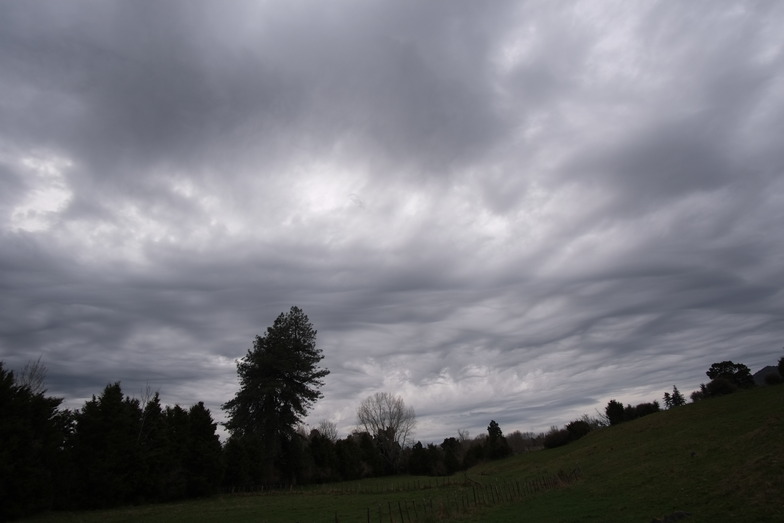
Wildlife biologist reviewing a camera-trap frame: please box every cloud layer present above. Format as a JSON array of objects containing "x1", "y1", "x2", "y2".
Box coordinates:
[{"x1": 2, "y1": 1, "x2": 783, "y2": 441}]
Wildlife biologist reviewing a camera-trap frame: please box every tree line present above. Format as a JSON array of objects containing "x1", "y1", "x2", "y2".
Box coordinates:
[
  {"x1": 0, "y1": 307, "x2": 525, "y2": 519},
  {"x1": 2, "y1": 306, "x2": 782, "y2": 520},
  {"x1": 0, "y1": 365, "x2": 224, "y2": 520}
]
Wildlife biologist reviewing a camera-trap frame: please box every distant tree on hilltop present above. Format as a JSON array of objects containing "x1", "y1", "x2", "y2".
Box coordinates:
[
  {"x1": 664, "y1": 386, "x2": 686, "y2": 409},
  {"x1": 605, "y1": 398, "x2": 660, "y2": 425},
  {"x1": 605, "y1": 399, "x2": 625, "y2": 425},
  {"x1": 706, "y1": 361, "x2": 754, "y2": 389}
]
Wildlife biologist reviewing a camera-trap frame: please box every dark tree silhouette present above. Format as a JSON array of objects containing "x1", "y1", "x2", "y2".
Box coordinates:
[
  {"x1": 706, "y1": 361, "x2": 754, "y2": 388},
  {"x1": 356, "y1": 392, "x2": 416, "y2": 472},
  {"x1": 309, "y1": 428, "x2": 339, "y2": 482},
  {"x1": 71, "y1": 383, "x2": 143, "y2": 508},
  {"x1": 185, "y1": 402, "x2": 224, "y2": 496},
  {"x1": 441, "y1": 437, "x2": 462, "y2": 474},
  {"x1": 670, "y1": 386, "x2": 686, "y2": 407},
  {"x1": 485, "y1": 420, "x2": 512, "y2": 459},
  {"x1": 605, "y1": 399, "x2": 625, "y2": 425},
  {"x1": 223, "y1": 306, "x2": 329, "y2": 481},
  {"x1": 0, "y1": 362, "x2": 68, "y2": 520}
]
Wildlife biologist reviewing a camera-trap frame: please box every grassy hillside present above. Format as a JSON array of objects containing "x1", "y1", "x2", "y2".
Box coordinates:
[
  {"x1": 27, "y1": 385, "x2": 783, "y2": 522},
  {"x1": 466, "y1": 383, "x2": 783, "y2": 521}
]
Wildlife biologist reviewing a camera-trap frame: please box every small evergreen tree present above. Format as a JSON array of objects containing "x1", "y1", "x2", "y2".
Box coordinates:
[
  {"x1": 670, "y1": 386, "x2": 685, "y2": 407},
  {"x1": 664, "y1": 386, "x2": 685, "y2": 408}
]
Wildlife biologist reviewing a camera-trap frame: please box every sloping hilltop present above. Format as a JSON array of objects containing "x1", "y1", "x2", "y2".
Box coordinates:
[
  {"x1": 26, "y1": 384, "x2": 783, "y2": 522},
  {"x1": 465, "y1": 383, "x2": 783, "y2": 522}
]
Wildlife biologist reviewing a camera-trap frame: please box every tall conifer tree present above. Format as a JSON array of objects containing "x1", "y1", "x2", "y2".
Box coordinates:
[{"x1": 223, "y1": 307, "x2": 329, "y2": 480}]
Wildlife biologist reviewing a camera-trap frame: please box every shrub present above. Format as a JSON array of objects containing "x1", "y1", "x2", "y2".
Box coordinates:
[
  {"x1": 605, "y1": 399, "x2": 625, "y2": 426},
  {"x1": 543, "y1": 427, "x2": 572, "y2": 449},
  {"x1": 705, "y1": 377, "x2": 738, "y2": 397},
  {"x1": 764, "y1": 373, "x2": 783, "y2": 385},
  {"x1": 634, "y1": 401, "x2": 661, "y2": 417},
  {"x1": 565, "y1": 419, "x2": 592, "y2": 440}
]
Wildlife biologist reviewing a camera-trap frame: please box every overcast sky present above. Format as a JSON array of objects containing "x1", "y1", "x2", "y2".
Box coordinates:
[{"x1": 2, "y1": 1, "x2": 783, "y2": 443}]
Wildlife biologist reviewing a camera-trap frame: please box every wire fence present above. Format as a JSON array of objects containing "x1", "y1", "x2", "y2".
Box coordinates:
[
  {"x1": 221, "y1": 467, "x2": 582, "y2": 522},
  {"x1": 336, "y1": 467, "x2": 582, "y2": 523}
]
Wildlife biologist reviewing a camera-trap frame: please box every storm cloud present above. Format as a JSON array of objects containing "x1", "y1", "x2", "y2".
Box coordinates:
[{"x1": 2, "y1": 0, "x2": 783, "y2": 442}]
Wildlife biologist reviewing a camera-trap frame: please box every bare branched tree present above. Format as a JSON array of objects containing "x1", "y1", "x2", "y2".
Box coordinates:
[
  {"x1": 356, "y1": 391, "x2": 415, "y2": 469},
  {"x1": 19, "y1": 356, "x2": 47, "y2": 395},
  {"x1": 316, "y1": 419, "x2": 339, "y2": 442}
]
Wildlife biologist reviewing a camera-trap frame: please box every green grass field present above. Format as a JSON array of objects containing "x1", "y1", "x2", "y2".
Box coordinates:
[{"x1": 27, "y1": 385, "x2": 783, "y2": 522}]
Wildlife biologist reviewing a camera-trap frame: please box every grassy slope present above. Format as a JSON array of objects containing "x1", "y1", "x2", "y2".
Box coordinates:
[
  {"x1": 467, "y1": 384, "x2": 783, "y2": 522},
  {"x1": 27, "y1": 385, "x2": 783, "y2": 522}
]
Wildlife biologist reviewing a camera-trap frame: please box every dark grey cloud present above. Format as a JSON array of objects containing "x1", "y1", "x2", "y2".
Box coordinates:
[{"x1": 1, "y1": 1, "x2": 783, "y2": 442}]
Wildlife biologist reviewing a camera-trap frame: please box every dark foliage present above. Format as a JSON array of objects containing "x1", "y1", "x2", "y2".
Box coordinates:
[
  {"x1": 0, "y1": 363, "x2": 69, "y2": 521},
  {"x1": 566, "y1": 419, "x2": 592, "y2": 440},
  {"x1": 68, "y1": 383, "x2": 224, "y2": 508},
  {"x1": 703, "y1": 377, "x2": 738, "y2": 397},
  {"x1": 605, "y1": 399, "x2": 660, "y2": 427},
  {"x1": 485, "y1": 420, "x2": 513, "y2": 460},
  {"x1": 223, "y1": 434, "x2": 265, "y2": 489},
  {"x1": 706, "y1": 361, "x2": 754, "y2": 389},
  {"x1": 185, "y1": 402, "x2": 225, "y2": 496},
  {"x1": 408, "y1": 441, "x2": 447, "y2": 476},
  {"x1": 764, "y1": 372, "x2": 783, "y2": 385},
  {"x1": 0, "y1": 363, "x2": 224, "y2": 520},
  {"x1": 441, "y1": 437, "x2": 463, "y2": 475},
  {"x1": 462, "y1": 440, "x2": 486, "y2": 469},
  {"x1": 309, "y1": 429, "x2": 340, "y2": 483},
  {"x1": 222, "y1": 307, "x2": 328, "y2": 483},
  {"x1": 663, "y1": 386, "x2": 686, "y2": 409},
  {"x1": 543, "y1": 427, "x2": 572, "y2": 449},
  {"x1": 605, "y1": 399, "x2": 625, "y2": 426},
  {"x1": 543, "y1": 419, "x2": 593, "y2": 449},
  {"x1": 506, "y1": 430, "x2": 545, "y2": 453},
  {"x1": 334, "y1": 435, "x2": 364, "y2": 480},
  {"x1": 633, "y1": 401, "x2": 661, "y2": 418}
]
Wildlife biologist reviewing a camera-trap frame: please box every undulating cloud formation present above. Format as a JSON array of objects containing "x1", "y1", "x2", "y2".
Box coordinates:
[{"x1": 2, "y1": 1, "x2": 783, "y2": 442}]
